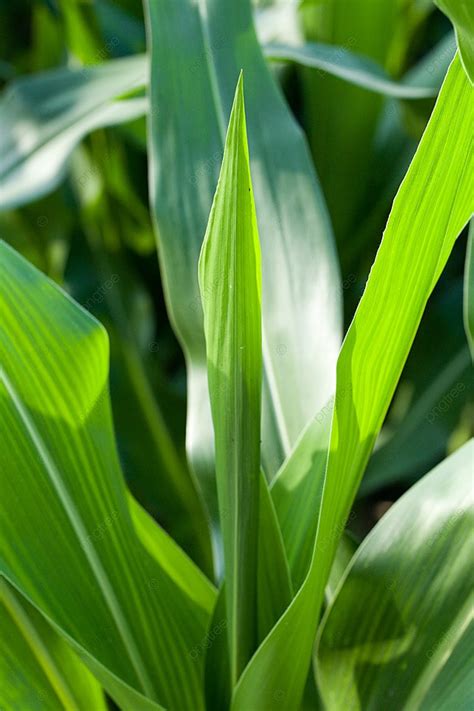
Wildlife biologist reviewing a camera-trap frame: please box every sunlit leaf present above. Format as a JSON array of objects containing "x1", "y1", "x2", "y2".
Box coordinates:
[
  {"x1": 0, "y1": 241, "x2": 214, "y2": 710},
  {"x1": 1, "y1": 580, "x2": 106, "y2": 711},
  {"x1": 317, "y1": 441, "x2": 474, "y2": 710}
]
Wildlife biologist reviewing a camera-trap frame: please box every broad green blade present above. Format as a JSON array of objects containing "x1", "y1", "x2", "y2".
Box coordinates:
[
  {"x1": 68, "y1": 166, "x2": 213, "y2": 576},
  {"x1": 232, "y1": 53, "x2": 473, "y2": 711},
  {"x1": 264, "y1": 42, "x2": 439, "y2": 98},
  {"x1": 199, "y1": 74, "x2": 262, "y2": 683},
  {"x1": 464, "y1": 221, "x2": 474, "y2": 356},
  {"x1": 145, "y1": 0, "x2": 341, "y2": 525},
  {"x1": 1, "y1": 580, "x2": 106, "y2": 711},
  {"x1": 0, "y1": 242, "x2": 213, "y2": 710},
  {"x1": 435, "y1": 0, "x2": 474, "y2": 83},
  {"x1": 316, "y1": 442, "x2": 474, "y2": 710},
  {"x1": 0, "y1": 56, "x2": 147, "y2": 210}
]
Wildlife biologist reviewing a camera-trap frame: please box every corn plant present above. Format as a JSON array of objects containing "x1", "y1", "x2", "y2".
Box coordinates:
[{"x1": 0, "y1": 1, "x2": 473, "y2": 710}]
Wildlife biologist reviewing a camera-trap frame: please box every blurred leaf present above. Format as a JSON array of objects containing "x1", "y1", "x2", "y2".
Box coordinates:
[
  {"x1": 264, "y1": 42, "x2": 439, "y2": 98},
  {"x1": 145, "y1": 0, "x2": 342, "y2": 529},
  {"x1": 361, "y1": 346, "x2": 473, "y2": 495},
  {"x1": 232, "y1": 53, "x2": 473, "y2": 711},
  {"x1": 66, "y1": 143, "x2": 214, "y2": 575},
  {"x1": 57, "y1": 0, "x2": 103, "y2": 64},
  {"x1": 0, "y1": 242, "x2": 213, "y2": 710},
  {"x1": 1, "y1": 580, "x2": 106, "y2": 711},
  {"x1": 204, "y1": 587, "x2": 230, "y2": 711},
  {"x1": 316, "y1": 441, "x2": 474, "y2": 710},
  {"x1": 0, "y1": 56, "x2": 147, "y2": 210},
  {"x1": 435, "y1": 0, "x2": 474, "y2": 83},
  {"x1": 298, "y1": 0, "x2": 402, "y2": 244},
  {"x1": 464, "y1": 221, "x2": 474, "y2": 356}
]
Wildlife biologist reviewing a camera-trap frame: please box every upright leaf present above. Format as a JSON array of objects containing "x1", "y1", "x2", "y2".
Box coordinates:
[
  {"x1": 145, "y1": 0, "x2": 341, "y2": 525},
  {"x1": 199, "y1": 74, "x2": 261, "y2": 684}
]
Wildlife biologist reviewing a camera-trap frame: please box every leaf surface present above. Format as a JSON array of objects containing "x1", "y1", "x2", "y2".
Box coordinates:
[
  {"x1": 0, "y1": 580, "x2": 106, "y2": 711},
  {"x1": 264, "y1": 42, "x2": 439, "y2": 98},
  {"x1": 0, "y1": 56, "x2": 147, "y2": 210},
  {"x1": 317, "y1": 441, "x2": 474, "y2": 710},
  {"x1": 0, "y1": 241, "x2": 213, "y2": 710},
  {"x1": 199, "y1": 74, "x2": 262, "y2": 682}
]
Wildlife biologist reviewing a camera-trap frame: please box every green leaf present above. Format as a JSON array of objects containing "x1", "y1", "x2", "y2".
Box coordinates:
[
  {"x1": 128, "y1": 494, "x2": 216, "y2": 615},
  {"x1": 0, "y1": 241, "x2": 214, "y2": 710},
  {"x1": 0, "y1": 56, "x2": 147, "y2": 210},
  {"x1": 232, "y1": 53, "x2": 473, "y2": 711},
  {"x1": 204, "y1": 587, "x2": 231, "y2": 711},
  {"x1": 271, "y1": 409, "x2": 331, "y2": 590},
  {"x1": 198, "y1": 73, "x2": 262, "y2": 683},
  {"x1": 298, "y1": 0, "x2": 403, "y2": 243},
  {"x1": 1, "y1": 580, "x2": 106, "y2": 711},
  {"x1": 264, "y1": 42, "x2": 439, "y2": 98},
  {"x1": 316, "y1": 441, "x2": 474, "y2": 709},
  {"x1": 464, "y1": 221, "x2": 474, "y2": 356},
  {"x1": 257, "y1": 470, "x2": 293, "y2": 642},
  {"x1": 435, "y1": 0, "x2": 474, "y2": 83},
  {"x1": 145, "y1": 0, "x2": 342, "y2": 526}
]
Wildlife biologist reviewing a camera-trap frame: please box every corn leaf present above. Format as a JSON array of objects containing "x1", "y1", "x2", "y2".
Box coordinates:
[
  {"x1": 316, "y1": 441, "x2": 474, "y2": 709},
  {"x1": 145, "y1": 0, "x2": 342, "y2": 527},
  {"x1": 0, "y1": 57, "x2": 147, "y2": 210},
  {"x1": 435, "y1": 0, "x2": 474, "y2": 83},
  {"x1": 0, "y1": 241, "x2": 214, "y2": 710},
  {"x1": 198, "y1": 74, "x2": 262, "y2": 683},
  {"x1": 1, "y1": 580, "x2": 106, "y2": 711},
  {"x1": 264, "y1": 42, "x2": 439, "y2": 98},
  {"x1": 232, "y1": 53, "x2": 473, "y2": 710}
]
